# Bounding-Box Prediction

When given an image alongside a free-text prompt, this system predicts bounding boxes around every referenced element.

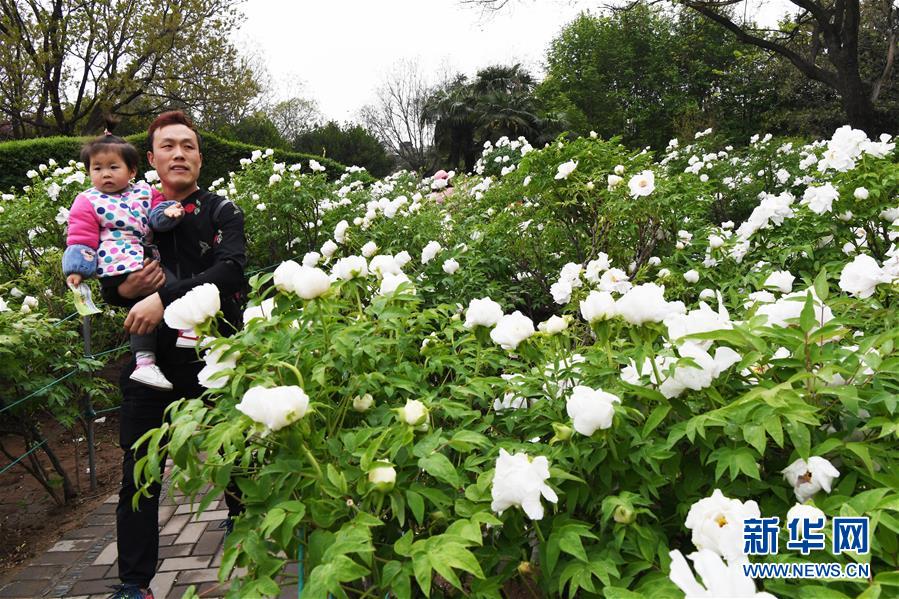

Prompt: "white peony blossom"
[550,279,573,305]
[566,385,620,436]
[332,256,368,280]
[321,239,338,258]
[580,290,616,323]
[464,297,504,329]
[786,504,826,529]
[369,255,402,278]
[164,283,220,331]
[854,187,869,200]
[394,250,412,267]
[585,254,611,282]
[198,343,239,389]
[554,160,577,180]
[607,174,623,189]
[669,550,776,598]
[361,241,377,258]
[490,449,558,520]
[243,298,275,325]
[442,258,460,275]
[839,254,891,299]
[628,170,655,197]
[236,385,310,431]
[782,456,840,502]
[379,272,412,295]
[353,393,374,412]
[538,315,569,334]
[756,288,833,329]
[616,283,685,325]
[302,252,321,267]
[334,220,349,243]
[421,241,442,264]
[684,270,700,283]
[764,270,795,294]
[800,183,839,215]
[598,268,632,294]
[685,489,760,563]
[490,311,535,350]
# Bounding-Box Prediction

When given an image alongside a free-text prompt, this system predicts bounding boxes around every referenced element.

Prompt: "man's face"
[148,124,202,191]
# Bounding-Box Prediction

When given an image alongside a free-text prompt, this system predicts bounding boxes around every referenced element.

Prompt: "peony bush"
[3,124,899,596]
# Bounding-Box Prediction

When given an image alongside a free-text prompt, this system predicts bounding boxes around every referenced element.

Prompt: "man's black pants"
[116,366,242,588]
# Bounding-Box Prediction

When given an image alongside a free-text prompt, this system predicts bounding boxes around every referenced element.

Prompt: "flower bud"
[613,505,636,524]
[517,561,534,575]
[368,462,396,492]
[399,399,428,426]
[353,393,374,412]
[551,422,573,442]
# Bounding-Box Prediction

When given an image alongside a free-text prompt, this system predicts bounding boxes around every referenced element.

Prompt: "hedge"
[0,131,349,192]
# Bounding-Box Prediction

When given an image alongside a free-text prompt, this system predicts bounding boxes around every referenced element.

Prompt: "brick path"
[0,479,298,599]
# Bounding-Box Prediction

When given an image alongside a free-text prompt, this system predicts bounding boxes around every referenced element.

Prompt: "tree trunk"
[840,80,879,134]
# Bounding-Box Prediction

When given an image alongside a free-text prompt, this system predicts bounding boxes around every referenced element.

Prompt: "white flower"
[0,297,8,312]
[658,268,671,278]
[294,267,331,299]
[198,343,239,389]
[616,283,685,325]
[243,298,275,325]
[800,183,839,215]
[399,399,428,426]
[854,187,869,200]
[566,386,620,436]
[764,271,795,294]
[353,393,374,412]
[302,252,321,267]
[628,170,655,197]
[236,385,310,431]
[685,489,760,563]
[268,174,282,186]
[163,283,220,330]
[538,315,569,334]
[368,462,396,491]
[786,504,826,529]
[614,164,625,175]
[756,288,833,329]
[490,311,535,350]
[309,159,326,172]
[580,290,616,323]
[332,256,368,280]
[598,268,632,294]
[684,270,700,283]
[554,160,577,180]
[361,241,378,258]
[550,279,572,305]
[585,254,611,282]
[783,456,840,502]
[334,220,349,243]
[839,254,891,298]
[369,255,402,278]
[664,295,731,348]
[669,550,776,598]
[442,258,460,275]
[421,241,442,264]
[464,297,504,329]
[708,235,724,249]
[379,272,412,295]
[321,239,338,258]
[26,170,38,179]
[607,174,623,189]
[490,449,558,520]
[394,250,412,267]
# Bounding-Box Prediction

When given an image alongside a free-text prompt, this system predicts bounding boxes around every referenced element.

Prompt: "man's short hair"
[148,111,202,152]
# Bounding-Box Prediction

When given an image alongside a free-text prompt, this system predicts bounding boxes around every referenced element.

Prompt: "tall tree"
[0,0,261,138]
[359,60,436,172]
[465,0,899,134]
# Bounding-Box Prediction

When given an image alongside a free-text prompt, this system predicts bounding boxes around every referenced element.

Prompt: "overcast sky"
[237,0,792,123]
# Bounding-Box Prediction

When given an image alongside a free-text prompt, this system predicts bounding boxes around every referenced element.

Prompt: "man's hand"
[164,204,184,219]
[124,292,164,335]
[118,259,165,299]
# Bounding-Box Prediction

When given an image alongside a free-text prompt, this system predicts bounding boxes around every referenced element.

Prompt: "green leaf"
[813,268,829,302]
[406,490,425,524]
[642,405,670,437]
[412,552,432,597]
[326,464,348,495]
[799,292,816,333]
[845,442,876,476]
[743,423,767,455]
[418,453,462,488]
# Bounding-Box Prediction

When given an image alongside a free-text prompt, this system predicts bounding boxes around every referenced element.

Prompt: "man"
[100,111,246,599]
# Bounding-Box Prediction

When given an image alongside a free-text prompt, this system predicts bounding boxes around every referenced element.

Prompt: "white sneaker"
[175,329,199,349]
[130,364,174,390]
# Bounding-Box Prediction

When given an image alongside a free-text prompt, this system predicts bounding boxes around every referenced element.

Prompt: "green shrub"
[0,132,348,192]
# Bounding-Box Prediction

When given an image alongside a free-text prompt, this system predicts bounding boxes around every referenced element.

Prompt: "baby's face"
[89,150,135,194]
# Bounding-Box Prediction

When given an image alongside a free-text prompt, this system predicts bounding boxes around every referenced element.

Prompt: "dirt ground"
[0,411,123,581]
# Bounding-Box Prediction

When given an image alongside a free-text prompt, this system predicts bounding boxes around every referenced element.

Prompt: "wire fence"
[0,313,126,482]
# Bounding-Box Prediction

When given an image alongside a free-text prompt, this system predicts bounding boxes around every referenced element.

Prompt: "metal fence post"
[82,314,97,491]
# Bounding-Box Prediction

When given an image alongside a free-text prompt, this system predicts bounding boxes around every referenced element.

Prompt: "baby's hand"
[67,273,83,288]
[164,204,184,219]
